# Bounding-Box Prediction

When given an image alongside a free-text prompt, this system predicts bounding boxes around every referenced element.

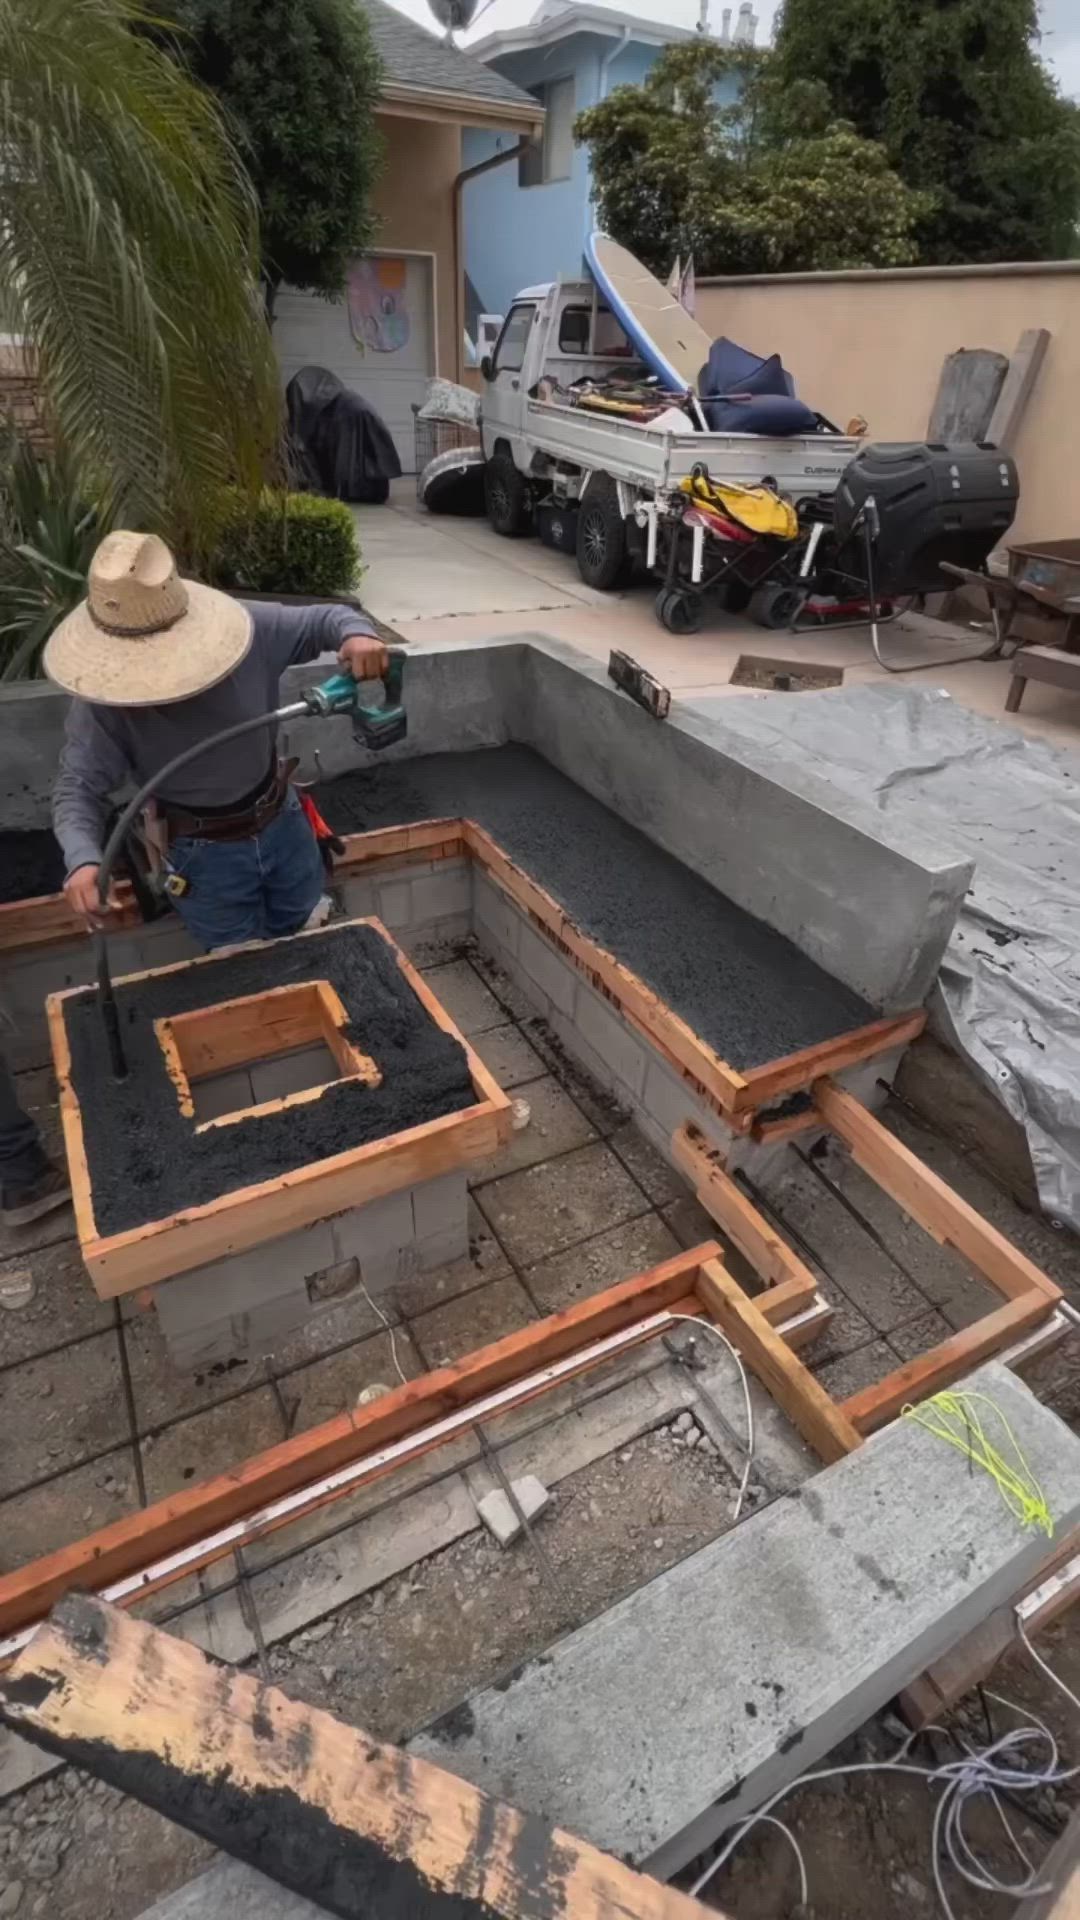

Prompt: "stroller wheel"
[656,588,704,635]
[749,582,807,631]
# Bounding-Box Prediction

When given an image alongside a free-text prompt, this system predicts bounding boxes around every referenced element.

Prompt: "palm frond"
[0,0,282,556]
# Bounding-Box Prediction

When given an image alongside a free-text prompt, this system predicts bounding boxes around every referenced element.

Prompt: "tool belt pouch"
[162,762,292,845]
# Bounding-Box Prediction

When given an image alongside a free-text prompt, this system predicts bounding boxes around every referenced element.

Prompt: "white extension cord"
[689,1616,1079,1919]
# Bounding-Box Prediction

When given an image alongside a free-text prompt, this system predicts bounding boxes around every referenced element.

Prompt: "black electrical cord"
[94,698,310,1080]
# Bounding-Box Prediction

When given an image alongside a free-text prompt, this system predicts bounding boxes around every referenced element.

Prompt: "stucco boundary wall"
[0,634,971,1024]
[696,259,1080,551]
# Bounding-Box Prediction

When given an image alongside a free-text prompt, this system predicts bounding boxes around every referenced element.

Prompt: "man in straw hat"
[49,532,387,950]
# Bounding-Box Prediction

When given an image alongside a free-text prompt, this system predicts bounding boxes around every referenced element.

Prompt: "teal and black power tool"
[302,650,406,750]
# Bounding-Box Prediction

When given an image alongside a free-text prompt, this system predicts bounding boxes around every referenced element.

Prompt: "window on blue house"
[519,75,575,187]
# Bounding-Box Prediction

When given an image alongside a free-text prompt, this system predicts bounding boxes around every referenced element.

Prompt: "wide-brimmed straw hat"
[43,531,252,706]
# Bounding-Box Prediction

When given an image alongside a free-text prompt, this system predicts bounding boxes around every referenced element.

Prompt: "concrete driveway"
[356,481,1080,747]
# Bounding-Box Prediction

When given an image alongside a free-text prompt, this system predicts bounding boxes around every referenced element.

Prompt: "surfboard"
[585,233,714,394]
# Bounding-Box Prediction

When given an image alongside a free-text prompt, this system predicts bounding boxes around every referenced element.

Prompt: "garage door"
[274,253,436,473]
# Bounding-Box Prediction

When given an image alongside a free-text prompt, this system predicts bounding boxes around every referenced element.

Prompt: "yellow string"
[902,1390,1054,1538]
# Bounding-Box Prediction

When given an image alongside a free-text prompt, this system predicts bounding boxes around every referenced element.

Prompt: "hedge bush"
[211,490,361,597]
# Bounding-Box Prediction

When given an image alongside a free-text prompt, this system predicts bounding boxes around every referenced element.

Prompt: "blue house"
[462,0,756,330]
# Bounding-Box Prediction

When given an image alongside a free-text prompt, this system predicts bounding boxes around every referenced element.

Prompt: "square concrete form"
[47,917,511,1299]
[408,1360,1080,1879]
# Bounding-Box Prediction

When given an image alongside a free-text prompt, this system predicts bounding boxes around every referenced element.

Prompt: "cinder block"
[190,1066,255,1123]
[153,1220,336,1339]
[358,1244,420,1296]
[574,982,648,1098]
[412,1171,467,1242]
[641,1055,708,1146]
[339,873,379,918]
[473,872,522,957]
[415,1221,470,1271]
[164,1285,311,1368]
[330,1186,415,1265]
[376,878,412,928]
[400,919,472,968]
[518,923,576,1017]
[411,863,471,923]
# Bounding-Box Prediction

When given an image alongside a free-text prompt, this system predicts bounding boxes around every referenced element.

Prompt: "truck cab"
[481,278,641,482]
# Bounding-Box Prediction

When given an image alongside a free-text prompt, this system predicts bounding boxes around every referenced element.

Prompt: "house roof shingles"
[357,0,541,112]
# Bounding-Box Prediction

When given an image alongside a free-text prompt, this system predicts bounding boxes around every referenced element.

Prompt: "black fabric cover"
[286,366,402,504]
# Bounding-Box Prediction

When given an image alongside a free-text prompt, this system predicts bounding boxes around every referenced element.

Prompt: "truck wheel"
[576,477,629,591]
[485,453,530,537]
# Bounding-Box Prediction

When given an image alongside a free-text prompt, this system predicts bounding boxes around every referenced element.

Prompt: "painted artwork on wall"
[348,257,411,354]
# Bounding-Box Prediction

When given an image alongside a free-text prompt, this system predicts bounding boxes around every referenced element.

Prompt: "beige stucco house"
[273,0,543,470]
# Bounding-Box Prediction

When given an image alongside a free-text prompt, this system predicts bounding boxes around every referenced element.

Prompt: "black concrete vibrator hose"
[94,699,311,1081]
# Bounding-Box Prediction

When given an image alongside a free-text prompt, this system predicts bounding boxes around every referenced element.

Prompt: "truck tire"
[485,453,530,537]
[576,476,629,591]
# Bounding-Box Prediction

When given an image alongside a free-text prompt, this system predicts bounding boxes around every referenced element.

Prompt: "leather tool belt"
[161,762,292,845]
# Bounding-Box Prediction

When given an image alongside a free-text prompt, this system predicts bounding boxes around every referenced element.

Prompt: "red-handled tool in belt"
[297,789,346,876]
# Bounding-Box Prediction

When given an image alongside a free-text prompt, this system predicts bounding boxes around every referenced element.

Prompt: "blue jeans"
[166,789,324,951]
[0,1052,48,1193]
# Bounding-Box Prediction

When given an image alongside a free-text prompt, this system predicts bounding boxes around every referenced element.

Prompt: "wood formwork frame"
[49,916,512,1298]
[674,1098,1064,1441]
[9,816,926,1122]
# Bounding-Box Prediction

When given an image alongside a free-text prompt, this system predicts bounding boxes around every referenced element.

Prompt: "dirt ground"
[1,943,1079,1920]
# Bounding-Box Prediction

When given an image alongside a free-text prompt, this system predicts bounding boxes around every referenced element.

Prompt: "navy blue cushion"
[703,392,819,435]
[700,337,794,400]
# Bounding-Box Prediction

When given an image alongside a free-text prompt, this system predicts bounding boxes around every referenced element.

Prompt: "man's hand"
[338,632,389,682]
[64,864,121,927]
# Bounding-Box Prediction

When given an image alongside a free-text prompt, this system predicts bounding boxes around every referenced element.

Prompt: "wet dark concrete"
[63,924,476,1238]
[317,747,876,1071]
[0,828,65,904]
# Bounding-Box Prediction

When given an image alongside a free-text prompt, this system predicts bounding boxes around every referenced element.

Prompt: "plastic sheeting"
[695,683,1080,1230]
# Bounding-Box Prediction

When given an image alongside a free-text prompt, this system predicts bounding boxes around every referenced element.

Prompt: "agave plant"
[0,0,282,558]
[0,433,106,680]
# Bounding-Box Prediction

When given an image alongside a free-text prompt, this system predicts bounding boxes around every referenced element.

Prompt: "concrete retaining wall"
[0,633,972,1017]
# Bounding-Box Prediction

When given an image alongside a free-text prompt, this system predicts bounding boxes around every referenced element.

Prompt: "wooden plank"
[840,1291,1054,1435]
[735,1011,926,1111]
[333,817,466,872]
[673,1123,819,1319]
[985,326,1051,452]
[0,1596,725,1920]
[51,920,511,1296]
[162,981,328,1080]
[814,1079,1062,1304]
[464,820,752,1114]
[696,1257,863,1465]
[0,881,140,956]
[0,1246,717,1637]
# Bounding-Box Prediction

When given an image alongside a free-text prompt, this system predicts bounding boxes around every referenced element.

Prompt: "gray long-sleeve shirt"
[53,598,373,876]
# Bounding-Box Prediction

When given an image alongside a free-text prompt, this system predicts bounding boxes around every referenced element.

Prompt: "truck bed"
[524,396,860,496]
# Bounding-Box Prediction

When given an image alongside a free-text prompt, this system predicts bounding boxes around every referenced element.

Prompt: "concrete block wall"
[337,856,471,968]
[152,1171,468,1369]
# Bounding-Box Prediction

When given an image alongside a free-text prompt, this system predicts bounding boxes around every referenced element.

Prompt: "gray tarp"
[687,683,1080,1230]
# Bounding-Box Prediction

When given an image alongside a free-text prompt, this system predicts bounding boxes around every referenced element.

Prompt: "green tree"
[0,0,281,556]
[575,42,927,276]
[162,0,384,315]
[770,0,1080,262]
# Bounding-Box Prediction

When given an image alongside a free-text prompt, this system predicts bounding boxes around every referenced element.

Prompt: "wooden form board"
[0,1595,729,1920]
[0,1245,721,1641]
[675,1088,1063,1442]
[48,917,511,1298]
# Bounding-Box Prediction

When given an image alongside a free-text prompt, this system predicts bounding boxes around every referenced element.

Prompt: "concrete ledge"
[409,1360,1080,1877]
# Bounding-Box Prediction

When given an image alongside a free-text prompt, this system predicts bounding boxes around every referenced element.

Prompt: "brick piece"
[475,1474,550,1547]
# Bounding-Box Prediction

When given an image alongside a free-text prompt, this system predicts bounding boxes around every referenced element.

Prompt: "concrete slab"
[409,1361,1080,1878]
[137,1856,318,1920]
